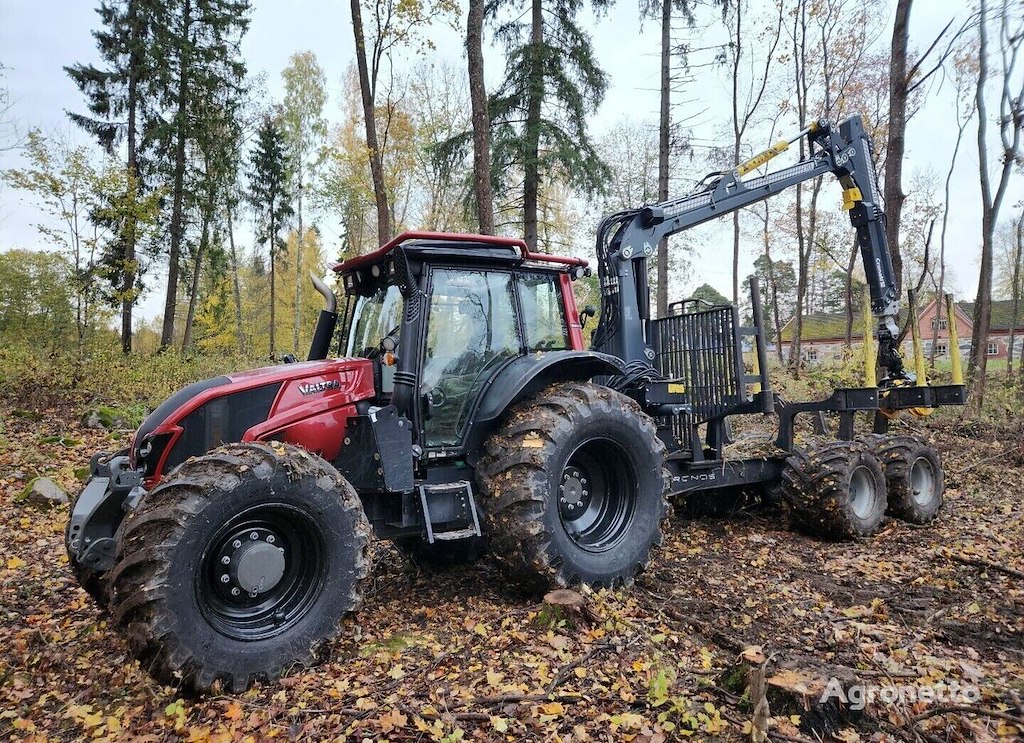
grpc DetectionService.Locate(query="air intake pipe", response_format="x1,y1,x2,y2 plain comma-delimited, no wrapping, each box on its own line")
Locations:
307,272,339,360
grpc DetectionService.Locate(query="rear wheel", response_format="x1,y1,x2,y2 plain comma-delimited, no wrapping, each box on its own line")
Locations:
869,436,944,524
778,441,888,539
477,382,670,590
108,442,372,693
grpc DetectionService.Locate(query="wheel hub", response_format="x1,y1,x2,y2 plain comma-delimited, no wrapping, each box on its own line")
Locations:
230,540,286,594
560,468,590,515
216,527,287,598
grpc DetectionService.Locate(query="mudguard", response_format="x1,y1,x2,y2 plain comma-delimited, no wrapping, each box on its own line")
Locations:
463,350,626,458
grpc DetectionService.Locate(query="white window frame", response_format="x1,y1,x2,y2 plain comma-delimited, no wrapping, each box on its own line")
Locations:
987,341,999,356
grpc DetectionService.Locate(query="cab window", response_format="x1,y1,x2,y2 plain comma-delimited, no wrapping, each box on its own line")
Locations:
518,273,570,351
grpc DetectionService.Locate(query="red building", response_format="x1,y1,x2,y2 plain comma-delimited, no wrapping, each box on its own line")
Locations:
779,298,1022,363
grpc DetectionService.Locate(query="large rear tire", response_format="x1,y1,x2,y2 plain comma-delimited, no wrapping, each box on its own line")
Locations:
108,442,372,693
778,441,888,539
477,382,670,590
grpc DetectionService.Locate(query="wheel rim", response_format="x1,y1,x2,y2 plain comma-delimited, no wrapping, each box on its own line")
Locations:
557,438,637,552
910,456,936,506
849,465,877,520
197,504,327,641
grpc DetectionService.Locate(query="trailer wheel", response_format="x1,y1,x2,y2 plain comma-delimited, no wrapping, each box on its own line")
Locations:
779,441,887,539
107,442,372,693
477,382,670,590
870,436,944,524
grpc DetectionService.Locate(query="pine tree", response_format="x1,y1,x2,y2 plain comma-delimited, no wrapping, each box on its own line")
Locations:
65,0,156,353
488,0,611,250
248,113,293,359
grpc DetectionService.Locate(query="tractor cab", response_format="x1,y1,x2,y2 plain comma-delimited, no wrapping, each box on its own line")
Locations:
331,232,592,458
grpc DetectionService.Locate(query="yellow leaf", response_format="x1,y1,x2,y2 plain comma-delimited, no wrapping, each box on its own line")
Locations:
486,670,503,687
522,437,544,448
491,716,508,732
473,623,488,637
83,713,104,728
224,702,243,721
6,556,25,570
538,702,564,716
574,666,587,679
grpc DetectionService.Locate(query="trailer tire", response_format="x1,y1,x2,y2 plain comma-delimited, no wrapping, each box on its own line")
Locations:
107,442,372,693
870,436,944,524
779,441,887,539
477,382,671,591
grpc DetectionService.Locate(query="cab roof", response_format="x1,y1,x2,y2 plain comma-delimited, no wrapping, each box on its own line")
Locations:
331,231,588,275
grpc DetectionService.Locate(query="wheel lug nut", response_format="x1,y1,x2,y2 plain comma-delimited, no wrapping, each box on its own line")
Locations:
232,540,241,549
221,556,230,565
231,587,240,596
581,490,588,497
221,574,230,583
576,501,583,507
266,535,276,544
250,531,259,540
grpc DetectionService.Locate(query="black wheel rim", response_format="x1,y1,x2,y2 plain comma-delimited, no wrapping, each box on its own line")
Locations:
557,438,637,552
197,504,327,641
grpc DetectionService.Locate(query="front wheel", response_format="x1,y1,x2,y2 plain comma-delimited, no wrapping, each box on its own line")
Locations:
108,443,372,693
477,382,670,590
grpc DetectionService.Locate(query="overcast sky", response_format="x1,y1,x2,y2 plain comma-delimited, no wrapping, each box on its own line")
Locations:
0,0,1011,321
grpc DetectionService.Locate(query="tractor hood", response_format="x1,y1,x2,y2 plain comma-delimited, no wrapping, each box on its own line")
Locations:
131,358,375,483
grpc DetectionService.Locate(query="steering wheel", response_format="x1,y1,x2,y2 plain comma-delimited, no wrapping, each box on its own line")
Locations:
429,387,447,408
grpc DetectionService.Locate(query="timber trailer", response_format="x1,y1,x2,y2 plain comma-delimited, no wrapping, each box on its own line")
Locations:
66,115,966,692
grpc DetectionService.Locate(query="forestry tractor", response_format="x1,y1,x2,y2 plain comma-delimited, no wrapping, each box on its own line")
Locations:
66,115,966,692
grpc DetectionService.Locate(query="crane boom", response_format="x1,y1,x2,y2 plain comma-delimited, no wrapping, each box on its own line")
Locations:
592,115,905,381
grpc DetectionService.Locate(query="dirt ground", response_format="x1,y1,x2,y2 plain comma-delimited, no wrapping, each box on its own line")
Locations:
1,403,1022,742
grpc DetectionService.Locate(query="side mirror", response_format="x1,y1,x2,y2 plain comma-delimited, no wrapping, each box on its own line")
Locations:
580,305,597,329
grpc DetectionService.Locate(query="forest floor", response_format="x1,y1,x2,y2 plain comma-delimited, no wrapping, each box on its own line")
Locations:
1,398,1023,742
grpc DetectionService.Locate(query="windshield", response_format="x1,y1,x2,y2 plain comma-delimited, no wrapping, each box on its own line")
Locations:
345,285,404,357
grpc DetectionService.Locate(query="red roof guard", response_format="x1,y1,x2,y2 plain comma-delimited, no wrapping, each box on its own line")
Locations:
331,230,587,273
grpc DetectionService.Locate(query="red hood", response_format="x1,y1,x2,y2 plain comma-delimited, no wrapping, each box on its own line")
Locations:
133,357,375,481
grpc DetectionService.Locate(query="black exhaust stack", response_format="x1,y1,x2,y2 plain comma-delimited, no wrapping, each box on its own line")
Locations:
307,272,339,360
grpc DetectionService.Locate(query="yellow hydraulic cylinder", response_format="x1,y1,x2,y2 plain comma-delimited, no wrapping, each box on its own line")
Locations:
946,293,964,385
908,289,927,386
862,285,876,388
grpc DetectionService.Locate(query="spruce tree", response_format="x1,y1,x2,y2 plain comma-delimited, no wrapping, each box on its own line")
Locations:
151,0,250,349
248,113,293,359
488,0,611,250
65,0,156,353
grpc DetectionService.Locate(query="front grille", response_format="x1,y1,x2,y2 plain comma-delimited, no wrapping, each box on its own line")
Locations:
162,383,282,472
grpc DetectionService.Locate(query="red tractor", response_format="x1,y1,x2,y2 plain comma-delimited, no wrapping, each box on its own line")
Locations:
67,116,964,692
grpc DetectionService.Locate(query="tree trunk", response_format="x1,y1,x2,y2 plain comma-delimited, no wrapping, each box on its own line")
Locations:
730,0,743,305
181,205,210,352
884,0,912,296
522,0,543,250
933,106,970,367
270,233,277,359
227,199,245,352
1008,216,1023,380
121,0,141,355
350,0,392,245
467,0,494,235
970,0,994,406
160,0,191,349
293,177,303,354
655,0,671,318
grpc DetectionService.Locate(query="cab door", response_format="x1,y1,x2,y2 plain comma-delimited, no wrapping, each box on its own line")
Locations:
419,267,520,449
